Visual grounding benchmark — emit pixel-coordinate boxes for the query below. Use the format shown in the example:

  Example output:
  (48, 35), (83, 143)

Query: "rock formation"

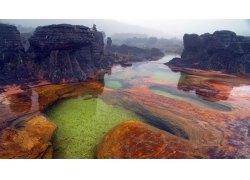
(0, 113), (57, 159)
(0, 81), (104, 158)
(105, 37), (112, 52)
(98, 72), (250, 158)
(0, 23), (114, 85)
(0, 24), (30, 85)
(166, 30), (250, 74)
(97, 121), (198, 159)
(105, 37), (164, 65)
(28, 24), (113, 83)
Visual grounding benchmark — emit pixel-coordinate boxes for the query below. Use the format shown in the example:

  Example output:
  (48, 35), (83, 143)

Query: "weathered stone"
(0, 24), (30, 85)
(28, 24), (113, 83)
(0, 113), (57, 159)
(97, 121), (198, 159)
(0, 81), (104, 130)
(99, 72), (250, 158)
(166, 30), (250, 74)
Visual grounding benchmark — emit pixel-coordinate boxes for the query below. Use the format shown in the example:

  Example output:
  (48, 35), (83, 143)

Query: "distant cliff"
(166, 30), (250, 74)
(0, 24), (113, 85)
(105, 37), (165, 64)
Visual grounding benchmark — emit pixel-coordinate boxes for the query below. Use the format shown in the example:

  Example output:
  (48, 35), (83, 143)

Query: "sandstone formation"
(0, 81), (105, 130)
(99, 71), (250, 158)
(97, 121), (198, 159)
(0, 113), (57, 159)
(0, 81), (104, 158)
(0, 23), (114, 85)
(0, 24), (30, 85)
(166, 30), (250, 74)
(28, 24), (113, 83)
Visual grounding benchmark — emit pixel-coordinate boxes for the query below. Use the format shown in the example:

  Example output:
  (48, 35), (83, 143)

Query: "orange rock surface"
(0, 80), (104, 158)
(99, 73), (250, 158)
(0, 113), (57, 159)
(97, 121), (198, 159)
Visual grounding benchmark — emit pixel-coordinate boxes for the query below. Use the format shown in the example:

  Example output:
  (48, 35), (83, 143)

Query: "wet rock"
(166, 30), (250, 74)
(0, 113), (57, 159)
(97, 121), (198, 159)
(99, 75), (250, 158)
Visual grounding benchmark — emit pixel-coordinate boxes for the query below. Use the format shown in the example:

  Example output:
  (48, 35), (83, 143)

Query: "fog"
(1, 19), (249, 40)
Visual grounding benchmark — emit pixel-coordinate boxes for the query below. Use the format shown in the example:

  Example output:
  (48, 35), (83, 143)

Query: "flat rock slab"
(97, 120), (199, 159)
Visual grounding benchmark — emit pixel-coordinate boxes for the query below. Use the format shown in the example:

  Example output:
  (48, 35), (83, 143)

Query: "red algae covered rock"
(97, 121), (198, 159)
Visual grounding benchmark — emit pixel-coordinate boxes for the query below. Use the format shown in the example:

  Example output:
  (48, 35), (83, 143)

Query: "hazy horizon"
(1, 19), (249, 40)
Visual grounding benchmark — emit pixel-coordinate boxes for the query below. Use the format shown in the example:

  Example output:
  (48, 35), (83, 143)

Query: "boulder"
(97, 121), (197, 159)
(0, 113), (57, 159)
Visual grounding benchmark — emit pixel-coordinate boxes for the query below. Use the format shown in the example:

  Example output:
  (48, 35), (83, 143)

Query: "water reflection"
(8, 89), (32, 113)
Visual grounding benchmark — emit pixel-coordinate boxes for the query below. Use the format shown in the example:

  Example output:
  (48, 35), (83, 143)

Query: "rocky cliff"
(0, 24), (30, 85)
(166, 30), (250, 74)
(28, 24), (113, 83)
(0, 23), (113, 85)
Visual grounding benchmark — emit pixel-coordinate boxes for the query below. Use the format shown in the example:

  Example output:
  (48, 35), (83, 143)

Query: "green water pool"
(44, 96), (145, 159)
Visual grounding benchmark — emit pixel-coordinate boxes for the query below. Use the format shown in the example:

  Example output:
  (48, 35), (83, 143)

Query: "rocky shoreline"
(1, 23), (250, 159)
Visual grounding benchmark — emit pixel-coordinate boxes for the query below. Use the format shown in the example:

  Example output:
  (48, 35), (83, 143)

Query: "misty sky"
(1, 19), (249, 40)
(115, 19), (250, 38)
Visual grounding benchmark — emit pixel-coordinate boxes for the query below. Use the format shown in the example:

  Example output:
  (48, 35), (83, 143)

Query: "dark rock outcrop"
(105, 37), (112, 52)
(105, 37), (164, 65)
(0, 24), (30, 85)
(166, 30), (250, 74)
(27, 24), (113, 83)
(112, 44), (164, 61)
(1, 23), (114, 85)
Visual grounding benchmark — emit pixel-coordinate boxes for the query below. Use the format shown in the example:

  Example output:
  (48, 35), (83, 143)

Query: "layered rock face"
(167, 30), (250, 74)
(0, 23), (113, 85)
(28, 24), (113, 83)
(0, 24), (30, 85)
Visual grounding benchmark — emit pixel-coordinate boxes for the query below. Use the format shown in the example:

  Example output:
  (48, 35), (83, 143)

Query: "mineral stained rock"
(0, 81), (105, 130)
(99, 73), (250, 158)
(0, 113), (57, 159)
(166, 30), (250, 74)
(97, 121), (198, 159)
(0, 81), (105, 159)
